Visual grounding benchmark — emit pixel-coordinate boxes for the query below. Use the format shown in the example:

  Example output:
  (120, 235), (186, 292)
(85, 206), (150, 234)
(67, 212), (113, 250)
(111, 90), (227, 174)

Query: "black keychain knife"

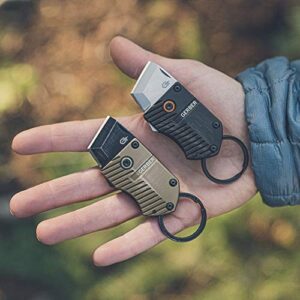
(88, 116), (207, 242)
(131, 61), (249, 184)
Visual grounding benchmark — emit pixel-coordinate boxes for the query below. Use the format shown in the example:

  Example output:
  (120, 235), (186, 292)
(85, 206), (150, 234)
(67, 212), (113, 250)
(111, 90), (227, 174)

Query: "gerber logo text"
(180, 100), (198, 118)
(137, 157), (155, 175)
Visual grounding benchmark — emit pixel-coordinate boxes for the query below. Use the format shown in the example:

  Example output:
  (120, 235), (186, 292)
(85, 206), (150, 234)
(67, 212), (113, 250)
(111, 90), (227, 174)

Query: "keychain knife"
(88, 116), (179, 217)
(131, 61), (249, 184)
(88, 116), (207, 242)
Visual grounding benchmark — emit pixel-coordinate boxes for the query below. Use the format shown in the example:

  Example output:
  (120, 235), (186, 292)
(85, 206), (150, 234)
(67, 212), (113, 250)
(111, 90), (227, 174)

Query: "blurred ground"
(0, 0), (300, 299)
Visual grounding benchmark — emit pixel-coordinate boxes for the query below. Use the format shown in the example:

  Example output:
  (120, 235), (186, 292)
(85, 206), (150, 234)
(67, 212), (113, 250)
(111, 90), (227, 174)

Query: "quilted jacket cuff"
(237, 57), (300, 206)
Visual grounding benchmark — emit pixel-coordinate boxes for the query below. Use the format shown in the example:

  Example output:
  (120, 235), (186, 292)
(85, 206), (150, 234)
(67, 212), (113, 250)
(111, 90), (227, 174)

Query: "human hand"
(10, 36), (257, 266)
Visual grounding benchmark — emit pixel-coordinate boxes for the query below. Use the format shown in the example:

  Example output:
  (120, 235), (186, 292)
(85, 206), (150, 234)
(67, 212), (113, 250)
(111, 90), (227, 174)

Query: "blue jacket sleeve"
(237, 57), (300, 207)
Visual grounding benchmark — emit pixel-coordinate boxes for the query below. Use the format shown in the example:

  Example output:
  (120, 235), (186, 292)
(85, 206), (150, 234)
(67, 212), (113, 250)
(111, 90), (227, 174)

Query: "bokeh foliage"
(0, 0), (300, 299)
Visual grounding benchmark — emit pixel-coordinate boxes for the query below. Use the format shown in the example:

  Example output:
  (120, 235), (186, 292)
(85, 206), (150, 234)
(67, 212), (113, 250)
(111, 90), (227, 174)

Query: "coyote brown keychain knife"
(131, 62), (249, 184)
(88, 116), (207, 242)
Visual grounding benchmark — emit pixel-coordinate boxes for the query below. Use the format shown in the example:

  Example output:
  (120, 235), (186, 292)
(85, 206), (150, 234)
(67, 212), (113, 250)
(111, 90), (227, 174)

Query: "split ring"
(201, 135), (249, 185)
(158, 192), (207, 242)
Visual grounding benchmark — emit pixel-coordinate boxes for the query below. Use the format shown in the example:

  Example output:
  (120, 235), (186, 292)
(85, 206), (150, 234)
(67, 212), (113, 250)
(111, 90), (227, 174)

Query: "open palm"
(10, 37), (256, 266)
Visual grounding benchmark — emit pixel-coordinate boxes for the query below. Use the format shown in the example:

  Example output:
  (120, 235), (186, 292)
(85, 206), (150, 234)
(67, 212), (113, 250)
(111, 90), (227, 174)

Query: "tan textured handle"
(101, 139), (179, 216)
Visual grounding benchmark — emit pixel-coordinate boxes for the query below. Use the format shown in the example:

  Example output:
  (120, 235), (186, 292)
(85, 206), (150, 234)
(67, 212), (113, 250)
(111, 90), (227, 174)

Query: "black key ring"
(201, 135), (249, 185)
(158, 192), (207, 242)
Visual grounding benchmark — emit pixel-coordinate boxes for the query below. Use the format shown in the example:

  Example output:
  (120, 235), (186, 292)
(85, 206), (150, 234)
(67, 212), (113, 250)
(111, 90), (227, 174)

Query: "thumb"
(109, 36), (175, 79)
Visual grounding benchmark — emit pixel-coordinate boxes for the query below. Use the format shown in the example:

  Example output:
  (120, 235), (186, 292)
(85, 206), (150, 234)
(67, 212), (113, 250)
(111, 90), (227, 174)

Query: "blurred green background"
(0, 0), (300, 299)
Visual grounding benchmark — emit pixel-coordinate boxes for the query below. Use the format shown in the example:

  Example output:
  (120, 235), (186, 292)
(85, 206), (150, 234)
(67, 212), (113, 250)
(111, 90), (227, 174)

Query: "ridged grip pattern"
(144, 83), (223, 160)
(101, 140), (179, 217)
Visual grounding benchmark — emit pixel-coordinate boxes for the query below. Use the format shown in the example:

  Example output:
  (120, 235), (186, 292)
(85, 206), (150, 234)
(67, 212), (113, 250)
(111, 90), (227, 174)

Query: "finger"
(10, 167), (114, 218)
(36, 193), (140, 245)
(110, 36), (211, 96)
(12, 115), (142, 154)
(93, 214), (185, 266)
(92, 195), (206, 266)
(12, 119), (102, 154)
(110, 36), (178, 79)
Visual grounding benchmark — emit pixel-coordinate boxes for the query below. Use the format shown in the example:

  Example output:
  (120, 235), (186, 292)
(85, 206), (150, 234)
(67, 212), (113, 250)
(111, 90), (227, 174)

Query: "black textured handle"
(144, 82), (223, 160)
